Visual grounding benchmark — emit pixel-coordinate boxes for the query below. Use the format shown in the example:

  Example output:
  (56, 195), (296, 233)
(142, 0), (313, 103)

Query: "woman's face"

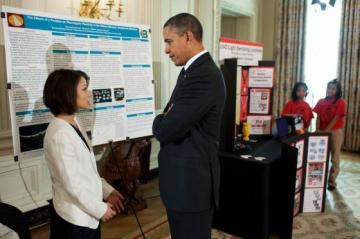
(327, 83), (337, 98)
(76, 77), (91, 109)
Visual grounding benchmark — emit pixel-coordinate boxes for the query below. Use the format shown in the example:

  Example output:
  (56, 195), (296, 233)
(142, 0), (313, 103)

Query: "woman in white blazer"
(43, 69), (124, 239)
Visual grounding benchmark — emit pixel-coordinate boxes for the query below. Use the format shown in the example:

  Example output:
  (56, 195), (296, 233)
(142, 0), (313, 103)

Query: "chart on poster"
(1, 6), (155, 157)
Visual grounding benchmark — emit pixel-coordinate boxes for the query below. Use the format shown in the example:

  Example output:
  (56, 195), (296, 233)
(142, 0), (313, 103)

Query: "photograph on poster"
(114, 88), (125, 101)
(295, 139), (305, 168)
(307, 136), (328, 162)
(19, 123), (49, 152)
(306, 162), (325, 187)
(294, 192), (301, 216)
(295, 168), (303, 192)
(303, 188), (323, 213)
(93, 89), (112, 103)
(248, 67), (274, 88)
(249, 88), (271, 114)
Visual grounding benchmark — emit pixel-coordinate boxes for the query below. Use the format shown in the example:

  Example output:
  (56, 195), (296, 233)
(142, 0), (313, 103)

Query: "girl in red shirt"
(313, 79), (346, 191)
(282, 82), (313, 130)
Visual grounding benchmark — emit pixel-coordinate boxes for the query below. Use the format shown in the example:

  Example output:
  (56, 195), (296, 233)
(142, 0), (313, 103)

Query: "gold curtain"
(273, 0), (307, 117)
(338, 0), (360, 151)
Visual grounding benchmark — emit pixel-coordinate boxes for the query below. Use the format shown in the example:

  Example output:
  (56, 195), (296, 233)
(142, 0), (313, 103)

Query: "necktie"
(177, 68), (186, 84)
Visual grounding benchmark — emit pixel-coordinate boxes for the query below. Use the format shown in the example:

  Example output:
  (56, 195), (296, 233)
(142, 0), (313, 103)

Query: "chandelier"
(79, 0), (124, 20)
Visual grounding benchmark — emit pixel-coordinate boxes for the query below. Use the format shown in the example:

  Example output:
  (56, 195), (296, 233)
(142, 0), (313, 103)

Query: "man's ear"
(185, 31), (194, 43)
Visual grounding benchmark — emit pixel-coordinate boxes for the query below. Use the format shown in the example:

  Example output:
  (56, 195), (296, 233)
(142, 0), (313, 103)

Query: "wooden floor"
(30, 151), (360, 239)
(30, 178), (167, 239)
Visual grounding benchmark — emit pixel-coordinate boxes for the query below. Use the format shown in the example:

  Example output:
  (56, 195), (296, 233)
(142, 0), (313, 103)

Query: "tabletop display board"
(1, 6), (155, 158)
(283, 133), (331, 215)
(219, 59), (276, 153)
(303, 135), (330, 213)
(245, 65), (274, 136)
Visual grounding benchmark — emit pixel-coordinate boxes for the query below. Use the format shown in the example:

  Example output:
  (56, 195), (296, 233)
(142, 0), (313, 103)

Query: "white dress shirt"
(184, 49), (208, 71)
(44, 117), (114, 229)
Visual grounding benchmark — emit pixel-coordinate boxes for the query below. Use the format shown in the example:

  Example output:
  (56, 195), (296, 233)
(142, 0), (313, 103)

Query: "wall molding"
(0, 130), (11, 139)
(0, 154), (52, 212)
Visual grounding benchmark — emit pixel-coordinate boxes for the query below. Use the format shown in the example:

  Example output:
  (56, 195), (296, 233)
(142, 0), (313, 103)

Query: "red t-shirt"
(281, 100), (314, 128)
(313, 98), (346, 130)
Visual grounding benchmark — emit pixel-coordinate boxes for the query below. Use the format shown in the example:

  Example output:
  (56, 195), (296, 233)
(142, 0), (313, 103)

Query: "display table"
(213, 139), (297, 239)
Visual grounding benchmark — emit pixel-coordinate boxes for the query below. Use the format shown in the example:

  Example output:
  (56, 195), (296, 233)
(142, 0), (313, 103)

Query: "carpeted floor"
(122, 215), (169, 239)
(129, 155), (360, 239)
(30, 153), (360, 239)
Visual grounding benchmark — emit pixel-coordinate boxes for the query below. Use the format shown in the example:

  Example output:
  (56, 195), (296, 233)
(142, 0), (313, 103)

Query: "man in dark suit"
(152, 13), (226, 239)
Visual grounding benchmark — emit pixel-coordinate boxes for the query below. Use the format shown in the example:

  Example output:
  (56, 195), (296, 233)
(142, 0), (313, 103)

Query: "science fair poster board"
(302, 135), (330, 213)
(1, 6), (155, 158)
(219, 37), (263, 66)
(284, 133), (331, 214)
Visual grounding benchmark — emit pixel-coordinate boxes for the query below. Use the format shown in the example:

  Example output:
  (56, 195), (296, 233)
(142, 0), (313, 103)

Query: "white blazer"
(44, 117), (114, 229)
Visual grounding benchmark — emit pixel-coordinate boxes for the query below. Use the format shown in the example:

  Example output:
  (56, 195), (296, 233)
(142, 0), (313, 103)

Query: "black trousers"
(166, 208), (213, 239)
(50, 205), (101, 239)
(0, 203), (31, 239)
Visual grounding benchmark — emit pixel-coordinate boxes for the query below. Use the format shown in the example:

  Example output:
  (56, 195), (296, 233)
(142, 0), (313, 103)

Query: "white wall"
(257, 0), (277, 60)
(220, 0), (259, 42)
(220, 0), (278, 60)
(222, 0), (256, 16)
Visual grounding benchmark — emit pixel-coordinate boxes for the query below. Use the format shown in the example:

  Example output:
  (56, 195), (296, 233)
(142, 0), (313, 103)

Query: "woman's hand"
(101, 202), (116, 222)
(106, 190), (125, 213)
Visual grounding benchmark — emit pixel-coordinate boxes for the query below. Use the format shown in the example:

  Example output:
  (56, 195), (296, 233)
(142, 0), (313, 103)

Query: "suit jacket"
(153, 52), (226, 212)
(44, 117), (114, 229)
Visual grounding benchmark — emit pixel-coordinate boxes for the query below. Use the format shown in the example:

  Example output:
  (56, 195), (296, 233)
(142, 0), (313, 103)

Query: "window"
(304, 0), (343, 130)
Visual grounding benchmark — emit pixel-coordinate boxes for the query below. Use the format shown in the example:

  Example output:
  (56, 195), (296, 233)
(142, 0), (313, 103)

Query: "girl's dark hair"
(291, 82), (308, 101)
(326, 79), (342, 100)
(43, 69), (90, 116)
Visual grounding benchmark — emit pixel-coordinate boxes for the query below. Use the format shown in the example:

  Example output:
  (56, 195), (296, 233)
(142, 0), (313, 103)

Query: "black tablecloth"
(213, 139), (297, 239)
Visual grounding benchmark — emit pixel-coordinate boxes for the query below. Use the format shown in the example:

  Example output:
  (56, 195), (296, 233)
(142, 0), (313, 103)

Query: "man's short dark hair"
(43, 69), (89, 116)
(163, 13), (203, 42)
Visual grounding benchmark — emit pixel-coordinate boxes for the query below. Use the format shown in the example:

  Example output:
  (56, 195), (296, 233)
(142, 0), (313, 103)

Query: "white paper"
(303, 188), (323, 213)
(248, 67), (274, 88)
(295, 168), (303, 192)
(219, 37), (263, 66)
(247, 115), (272, 135)
(295, 139), (305, 168)
(307, 136), (328, 162)
(249, 88), (271, 114)
(305, 162), (326, 188)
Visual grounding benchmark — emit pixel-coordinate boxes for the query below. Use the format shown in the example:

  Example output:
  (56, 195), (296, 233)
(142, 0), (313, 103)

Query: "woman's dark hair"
(291, 82), (308, 101)
(326, 79), (342, 100)
(43, 69), (89, 116)
(163, 13), (203, 42)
